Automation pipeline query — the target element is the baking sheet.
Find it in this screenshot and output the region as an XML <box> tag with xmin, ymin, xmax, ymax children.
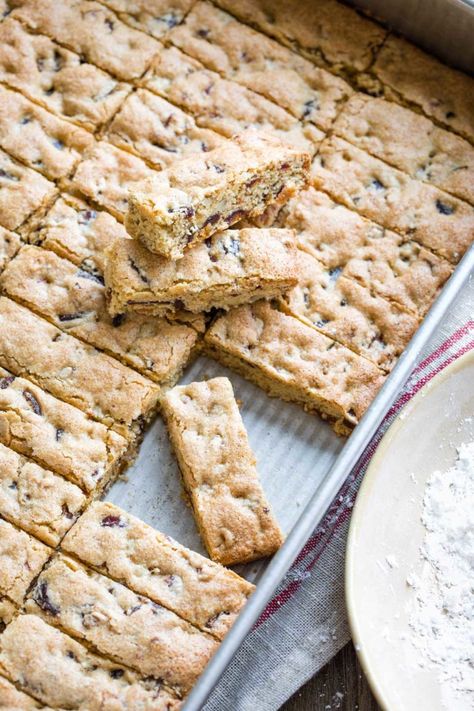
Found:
<box><xmin>107</xmin><ymin>355</ymin><xmax>344</xmax><ymax>584</ymax></box>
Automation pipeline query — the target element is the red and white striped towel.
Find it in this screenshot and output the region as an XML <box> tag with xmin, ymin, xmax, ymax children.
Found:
<box><xmin>205</xmin><ymin>278</ymin><xmax>474</xmax><ymax>711</ymax></box>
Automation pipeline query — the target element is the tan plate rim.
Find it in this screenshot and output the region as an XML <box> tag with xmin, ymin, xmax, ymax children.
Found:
<box><xmin>344</xmin><ymin>349</ymin><xmax>474</xmax><ymax>711</ymax></box>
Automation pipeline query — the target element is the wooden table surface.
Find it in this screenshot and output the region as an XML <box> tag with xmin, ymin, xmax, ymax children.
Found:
<box><xmin>281</xmin><ymin>642</ymin><xmax>381</xmax><ymax>710</ymax></box>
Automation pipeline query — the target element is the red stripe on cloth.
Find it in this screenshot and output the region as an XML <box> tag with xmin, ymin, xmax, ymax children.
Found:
<box><xmin>255</xmin><ymin>333</ymin><xmax>474</xmax><ymax>627</ymax></box>
<box><xmin>412</xmin><ymin>321</ymin><xmax>474</xmax><ymax>375</ymax></box>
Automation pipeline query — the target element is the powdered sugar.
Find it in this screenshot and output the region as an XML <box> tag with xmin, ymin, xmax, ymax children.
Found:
<box><xmin>408</xmin><ymin>441</ymin><xmax>474</xmax><ymax>709</ymax></box>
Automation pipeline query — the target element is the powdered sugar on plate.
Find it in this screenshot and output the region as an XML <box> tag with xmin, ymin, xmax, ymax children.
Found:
<box><xmin>408</xmin><ymin>441</ymin><xmax>474</xmax><ymax>709</ymax></box>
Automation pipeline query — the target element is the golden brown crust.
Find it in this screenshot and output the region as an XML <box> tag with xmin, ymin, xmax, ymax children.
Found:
<box><xmin>0</xmin><ymin>297</ymin><xmax>161</xmax><ymax>432</ymax></box>
<box><xmin>28</xmin><ymin>194</ymin><xmax>129</xmax><ymax>276</ymax></box>
<box><xmin>69</xmin><ymin>141</ymin><xmax>157</xmax><ymax>220</ymax></box>
<box><xmin>26</xmin><ymin>555</ymin><xmax>219</xmax><ymax>697</ymax></box>
<box><xmin>62</xmin><ymin>501</ymin><xmax>255</xmax><ymax>641</ymax></box>
<box><xmin>0</xmin><ymin>366</ymin><xmax>129</xmax><ymax>494</ymax></box>
<box><xmin>168</xmin><ymin>1</ymin><xmax>352</xmax><ymax>130</ymax></box>
<box><xmin>213</xmin><ymin>0</ymin><xmax>387</xmax><ymax>75</ymax></box>
<box><xmin>0</xmin><ymin>85</ymin><xmax>94</xmax><ymax>180</ymax></box>
<box><xmin>163</xmin><ymin>377</ymin><xmax>283</xmax><ymax>564</ymax></box>
<box><xmin>105</xmin><ymin>228</ymin><xmax>298</xmax><ymax>316</ymax></box>
<box><xmin>0</xmin><ymin>149</ymin><xmax>56</xmax><ymax>231</ymax></box>
<box><xmin>126</xmin><ymin>131</ymin><xmax>310</xmax><ymax>258</ymax></box>
<box><xmin>106</xmin><ymin>89</ymin><xmax>225</xmax><ymax>169</ymax></box>
<box><xmin>0</xmin><ymin>615</ymin><xmax>182</xmax><ymax>710</ymax></box>
<box><xmin>276</xmin><ymin>187</ymin><xmax>453</xmax><ymax>317</ymax></box>
<box><xmin>143</xmin><ymin>45</ymin><xmax>323</xmax><ymax>153</ymax></box>
<box><xmin>0</xmin><ymin>442</ymin><xmax>85</xmax><ymax>546</ymax></box>
<box><xmin>0</xmin><ymin>518</ymin><xmax>51</xmax><ymax>604</ymax></box>
<box><xmin>334</xmin><ymin>94</ymin><xmax>474</xmax><ymax>205</ymax></box>
<box><xmin>311</xmin><ymin>137</ymin><xmax>474</xmax><ymax>265</ymax></box>
<box><xmin>2</xmin><ymin>245</ymin><xmax>199</xmax><ymax>386</ymax></box>
<box><xmin>204</xmin><ymin>301</ymin><xmax>385</xmax><ymax>434</ymax></box>
<box><xmin>281</xmin><ymin>249</ymin><xmax>419</xmax><ymax>372</ymax></box>
<box><xmin>12</xmin><ymin>0</ymin><xmax>161</xmax><ymax>80</ymax></box>
<box><xmin>368</xmin><ymin>35</ymin><xmax>474</xmax><ymax>143</ymax></box>
<box><xmin>0</xmin><ymin>18</ymin><xmax>130</xmax><ymax>131</ymax></box>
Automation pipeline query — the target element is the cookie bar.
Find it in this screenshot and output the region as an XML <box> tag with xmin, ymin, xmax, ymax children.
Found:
<box><xmin>70</xmin><ymin>141</ymin><xmax>157</xmax><ymax>219</ymax></box>
<box><xmin>0</xmin><ymin>598</ymin><xmax>15</xmax><ymax>631</ymax></box>
<box><xmin>106</xmin><ymin>89</ymin><xmax>225</xmax><ymax>169</ymax></box>
<box><xmin>205</xmin><ymin>301</ymin><xmax>386</xmax><ymax>435</ymax></box>
<box><xmin>105</xmin><ymin>228</ymin><xmax>297</xmax><ymax>317</ymax></box>
<box><xmin>0</xmin><ymin>442</ymin><xmax>85</xmax><ymax>546</ymax></box>
<box><xmin>213</xmin><ymin>0</ymin><xmax>387</xmax><ymax>75</ymax></box>
<box><xmin>126</xmin><ymin>132</ymin><xmax>310</xmax><ymax>258</ymax></box>
<box><xmin>143</xmin><ymin>46</ymin><xmax>323</xmax><ymax>153</ymax></box>
<box><xmin>0</xmin><ymin>367</ymin><xmax>129</xmax><ymax>494</ymax></box>
<box><xmin>333</xmin><ymin>94</ymin><xmax>474</xmax><ymax>205</ymax></box>
<box><xmin>279</xmin><ymin>188</ymin><xmax>453</xmax><ymax>317</ymax></box>
<box><xmin>0</xmin><ymin>518</ymin><xmax>51</xmax><ymax>604</ymax></box>
<box><xmin>0</xmin><ymin>18</ymin><xmax>130</xmax><ymax>131</ymax></box>
<box><xmin>0</xmin><ymin>227</ymin><xmax>21</xmax><ymax>273</ymax></box>
<box><xmin>367</xmin><ymin>35</ymin><xmax>474</xmax><ymax>143</ymax></box>
<box><xmin>0</xmin><ymin>675</ymin><xmax>41</xmax><ymax>709</ymax></box>
<box><xmin>163</xmin><ymin>378</ymin><xmax>283</xmax><ymax>564</ymax></box>
<box><xmin>2</xmin><ymin>245</ymin><xmax>199</xmax><ymax>385</ymax></box>
<box><xmin>0</xmin><ymin>297</ymin><xmax>161</xmax><ymax>433</ymax></box>
<box><xmin>311</xmin><ymin>137</ymin><xmax>474</xmax><ymax>265</ymax></box>
<box><xmin>281</xmin><ymin>249</ymin><xmax>418</xmax><ymax>371</ymax></box>
<box><xmin>169</xmin><ymin>1</ymin><xmax>352</xmax><ymax>130</ymax></box>
<box><xmin>0</xmin><ymin>149</ymin><xmax>56</xmax><ymax>231</ymax></box>
<box><xmin>100</xmin><ymin>0</ymin><xmax>195</xmax><ymax>38</ymax></box>
<box><xmin>12</xmin><ymin>0</ymin><xmax>161</xmax><ymax>81</ymax></box>
<box><xmin>0</xmin><ymin>615</ymin><xmax>181</xmax><ymax>710</ymax></box>
<box><xmin>27</xmin><ymin>555</ymin><xmax>219</xmax><ymax>696</ymax></box>
<box><xmin>62</xmin><ymin>501</ymin><xmax>254</xmax><ymax>641</ymax></box>
<box><xmin>28</xmin><ymin>194</ymin><xmax>129</xmax><ymax>276</ymax></box>
<box><xmin>0</xmin><ymin>85</ymin><xmax>94</xmax><ymax>180</ymax></box>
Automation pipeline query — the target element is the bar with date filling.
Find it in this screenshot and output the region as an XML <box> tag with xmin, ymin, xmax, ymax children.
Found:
<box><xmin>168</xmin><ymin>1</ymin><xmax>352</xmax><ymax>130</ymax></box>
<box><xmin>0</xmin><ymin>442</ymin><xmax>85</xmax><ymax>546</ymax></box>
<box><xmin>274</xmin><ymin>187</ymin><xmax>453</xmax><ymax>318</ymax></box>
<box><xmin>212</xmin><ymin>0</ymin><xmax>387</xmax><ymax>76</ymax></box>
<box><xmin>106</xmin><ymin>89</ymin><xmax>225</xmax><ymax>170</ymax></box>
<box><xmin>126</xmin><ymin>131</ymin><xmax>310</xmax><ymax>258</ymax></box>
<box><xmin>27</xmin><ymin>194</ymin><xmax>129</xmax><ymax>277</ymax></box>
<box><xmin>142</xmin><ymin>45</ymin><xmax>323</xmax><ymax>153</ymax></box>
<box><xmin>162</xmin><ymin>377</ymin><xmax>283</xmax><ymax>565</ymax></box>
<box><xmin>26</xmin><ymin>555</ymin><xmax>219</xmax><ymax>697</ymax></box>
<box><xmin>280</xmin><ymin>248</ymin><xmax>419</xmax><ymax>372</ymax></box>
<box><xmin>0</xmin><ymin>18</ymin><xmax>130</xmax><ymax>131</ymax></box>
<box><xmin>204</xmin><ymin>301</ymin><xmax>386</xmax><ymax>436</ymax></box>
<box><xmin>0</xmin><ymin>85</ymin><xmax>94</xmax><ymax>181</ymax></box>
<box><xmin>365</xmin><ymin>35</ymin><xmax>474</xmax><ymax>143</ymax></box>
<box><xmin>69</xmin><ymin>141</ymin><xmax>157</xmax><ymax>220</ymax></box>
<box><xmin>0</xmin><ymin>518</ymin><xmax>52</xmax><ymax>605</ymax></box>
<box><xmin>311</xmin><ymin>137</ymin><xmax>474</xmax><ymax>265</ymax></box>
<box><xmin>0</xmin><ymin>297</ymin><xmax>160</xmax><ymax>436</ymax></box>
<box><xmin>11</xmin><ymin>0</ymin><xmax>161</xmax><ymax>81</ymax></box>
<box><xmin>0</xmin><ymin>148</ymin><xmax>56</xmax><ymax>231</ymax></box>
<box><xmin>1</xmin><ymin>245</ymin><xmax>199</xmax><ymax>386</ymax></box>
<box><xmin>333</xmin><ymin>94</ymin><xmax>474</xmax><ymax>205</ymax></box>
<box><xmin>104</xmin><ymin>228</ymin><xmax>298</xmax><ymax>317</ymax></box>
<box><xmin>0</xmin><ymin>615</ymin><xmax>181</xmax><ymax>710</ymax></box>
<box><xmin>0</xmin><ymin>367</ymin><xmax>129</xmax><ymax>494</ymax></box>
<box><xmin>62</xmin><ymin>501</ymin><xmax>255</xmax><ymax>641</ymax></box>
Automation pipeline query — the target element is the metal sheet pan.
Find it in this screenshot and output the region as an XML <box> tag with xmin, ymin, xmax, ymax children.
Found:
<box><xmin>103</xmin><ymin>2</ymin><xmax>474</xmax><ymax>707</ymax></box>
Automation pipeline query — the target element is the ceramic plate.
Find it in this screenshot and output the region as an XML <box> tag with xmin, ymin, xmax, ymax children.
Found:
<box><xmin>345</xmin><ymin>350</ymin><xmax>474</xmax><ymax>711</ymax></box>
